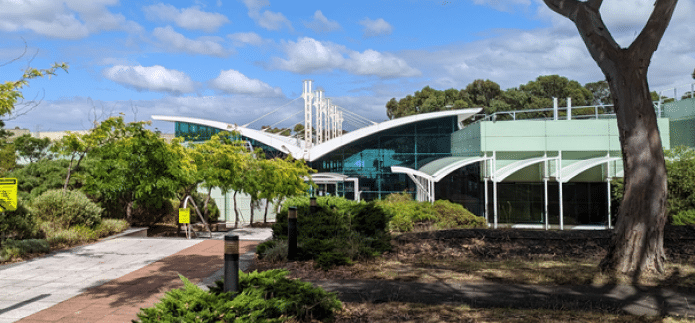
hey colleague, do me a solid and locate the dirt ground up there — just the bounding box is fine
[249,225,695,285]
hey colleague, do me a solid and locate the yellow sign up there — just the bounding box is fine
[179,208,190,224]
[0,178,17,211]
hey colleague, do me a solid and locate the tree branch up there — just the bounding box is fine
[543,0,579,19]
[629,0,679,60]
[586,0,604,11]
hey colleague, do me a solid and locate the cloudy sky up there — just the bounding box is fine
[1,0,693,133]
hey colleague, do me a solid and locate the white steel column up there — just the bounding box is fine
[483,154,489,224]
[543,153,549,230]
[558,150,564,230]
[326,98,332,141]
[607,177,612,229]
[493,151,498,229]
[566,97,572,120]
[553,97,558,121]
[315,89,324,144]
[302,80,314,149]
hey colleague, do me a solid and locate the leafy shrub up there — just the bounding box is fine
[40,218,128,248]
[270,196,390,269]
[432,200,486,229]
[0,239,50,262]
[137,270,342,323]
[32,189,102,228]
[673,209,695,225]
[0,197,39,240]
[377,194,484,232]
[130,198,176,227]
[613,147,695,225]
[352,202,390,236]
[376,198,437,232]
[257,239,288,263]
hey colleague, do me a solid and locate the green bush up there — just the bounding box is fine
[0,197,39,240]
[376,198,437,232]
[41,218,128,248]
[673,209,695,225]
[0,239,50,262]
[32,189,102,228]
[377,194,484,232]
[136,270,342,323]
[270,196,390,269]
[432,199,486,229]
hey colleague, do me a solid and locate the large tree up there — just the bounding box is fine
[543,0,678,276]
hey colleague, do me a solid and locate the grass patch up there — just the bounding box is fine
[1,219,128,263]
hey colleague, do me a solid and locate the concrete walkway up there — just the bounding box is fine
[0,227,271,323]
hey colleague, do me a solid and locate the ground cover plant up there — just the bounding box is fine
[135,270,342,323]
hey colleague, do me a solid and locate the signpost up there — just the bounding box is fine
[0,178,18,211]
[179,208,191,239]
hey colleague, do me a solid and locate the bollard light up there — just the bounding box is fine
[309,196,318,213]
[224,234,239,293]
[288,206,298,261]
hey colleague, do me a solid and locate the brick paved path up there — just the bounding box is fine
[15,240,258,323]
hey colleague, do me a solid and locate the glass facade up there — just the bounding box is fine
[174,118,610,226]
[175,121,286,158]
[310,117,457,200]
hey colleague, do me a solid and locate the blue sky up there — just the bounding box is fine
[1,0,694,133]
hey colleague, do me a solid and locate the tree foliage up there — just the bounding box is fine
[83,117,183,222]
[13,134,51,163]
[387,76,598,119]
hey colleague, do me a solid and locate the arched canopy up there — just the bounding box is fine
[494,156,555,182]
[559,156,620,183]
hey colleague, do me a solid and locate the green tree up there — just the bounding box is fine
[544,0,677,276]
[193,132,249,228]
[518,75,592,110]
[52,117,127,191]
[13,134,51,163]
[1,61,67,174]
[584,80,613,105]
[83,117,183,223]
[466,79,501,108]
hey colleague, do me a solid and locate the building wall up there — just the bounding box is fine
[450,118,671,182]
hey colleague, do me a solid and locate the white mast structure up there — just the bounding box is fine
[302,80,314,151]
[302,80,345,148]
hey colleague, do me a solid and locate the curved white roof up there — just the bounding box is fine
[151,115,304,157]
[152,107,482,162]
[308,108,482,161]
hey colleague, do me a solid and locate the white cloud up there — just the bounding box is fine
[0,0,142,39]
[346,50,420,78]
[153,26,230,57]
[103,65,196,94]
[471,0,532,12]
[272,37,419,78]
[210,69,282,96]
[358,18,393,38]
[143,3,229,32]
[303,10,341,33]
[228,32,266,47]
[240,0,293,31]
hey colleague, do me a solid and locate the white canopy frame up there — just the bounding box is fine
[308,173,361,201]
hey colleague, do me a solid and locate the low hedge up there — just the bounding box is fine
[136,270,342,322]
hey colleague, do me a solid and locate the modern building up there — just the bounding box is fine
[153,82,695,229]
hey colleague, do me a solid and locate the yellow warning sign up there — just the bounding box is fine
[0,178,17,211]
[179,208,190,224]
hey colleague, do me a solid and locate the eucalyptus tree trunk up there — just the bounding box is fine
[543,0,677,276]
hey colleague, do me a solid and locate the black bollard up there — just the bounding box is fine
[224,234,239,293]
[309,196,318,213]
[288,206,298,261]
